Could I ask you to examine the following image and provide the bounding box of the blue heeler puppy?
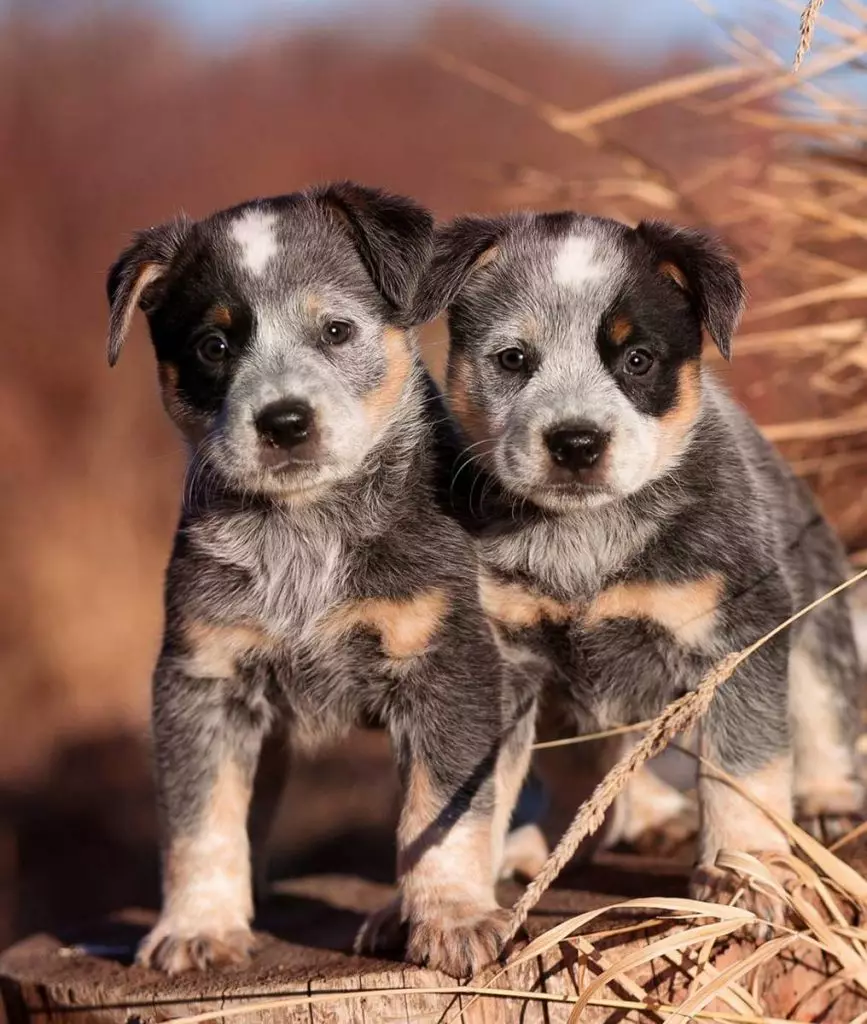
[105,184,537,977]
[417,209,865,910]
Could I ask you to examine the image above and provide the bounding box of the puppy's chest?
[251,531,347,639]
[195,514,349,641]
[479,520,726,716]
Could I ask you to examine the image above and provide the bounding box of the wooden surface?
[0,859,865,1024]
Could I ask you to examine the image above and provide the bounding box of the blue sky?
[5,0,853,66]
[21,0,811,60]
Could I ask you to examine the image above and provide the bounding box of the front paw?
[406,904,513,978]
[354,897,408,958]
[690,859,792,938]
[137,920,256,973]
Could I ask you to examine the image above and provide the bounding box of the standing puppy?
[106,184,534,977]
[418,210,864,901]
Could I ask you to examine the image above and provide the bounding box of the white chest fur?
[193,510,347,639]
[482,505,659,598]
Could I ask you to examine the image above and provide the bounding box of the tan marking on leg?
[182,620,272,678]
[157,363,208,444]
[397,761,495,917]
[363,327,413,427]
[359,757,511,976]
[655,360,703,471]
[610,314,633,345]
[585,573,722,647]
[323,589,447,661]
[446,352,491,446]
[479,573,574,629]
[698,753,792,866]
[606,763,692,846]
[790,643,864,816]
[491,710,536,877]
[139,758,255,971]
[659,260,689,291]
[500,824,549,880]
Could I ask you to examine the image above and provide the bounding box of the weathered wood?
[1,864,865,1024]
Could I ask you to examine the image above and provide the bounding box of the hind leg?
[790,619,865,841]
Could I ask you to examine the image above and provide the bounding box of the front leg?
[138,644,270,973]
[357,623,525,977]
[691,641,793,922]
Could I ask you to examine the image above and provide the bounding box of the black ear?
[412,216,505,324]
[313,182,434,319]
[635,220,746,360]
[106,216,190,367]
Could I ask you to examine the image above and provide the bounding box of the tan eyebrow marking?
[610,314,633,345]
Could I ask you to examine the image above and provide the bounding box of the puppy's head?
[106,182,433,500]
[418,212,745,510]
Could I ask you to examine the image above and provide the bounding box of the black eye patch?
[152,299,254,417]
[596,297,693,419]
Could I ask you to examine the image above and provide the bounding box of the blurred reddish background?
[1,0,865,950]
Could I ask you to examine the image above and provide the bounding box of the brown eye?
[624,347,654,376]
[196,333,229,367]
[498,347,525,372]
[321,320,354,346]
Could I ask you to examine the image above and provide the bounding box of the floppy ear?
[412,216,505,324]
[635,220,746,360]
[106,217,190,367]
[313,182,434,318]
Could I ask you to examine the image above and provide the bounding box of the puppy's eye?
[321,320,354,346]
[624,347,654,376]
[196,333,229,367]
[498,348,526,372]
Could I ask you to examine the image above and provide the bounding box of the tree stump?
[0,861,864,1024]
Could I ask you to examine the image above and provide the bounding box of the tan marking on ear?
[447,351,491,446]
[698,754,792,865]
[117,261,164,340]
[479,573,574,629]
[323,589,447,661]
[211,305,232,327]
[157,363,208,444]
[363,327,413,427]
[475,244,499,270]
[611,314,633,345]
[160,757,254,932]
[655,360,703,470]
[659,260,689,291]
[182,620,272,678]
[585,573,722,647]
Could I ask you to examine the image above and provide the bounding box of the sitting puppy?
[105,183,535,977]
[418,210,864,900]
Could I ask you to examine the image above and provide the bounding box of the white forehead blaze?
[552,234,607,289]
[231,210,279,276]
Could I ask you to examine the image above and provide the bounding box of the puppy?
[419,210,864,902]
[105,183,535,977]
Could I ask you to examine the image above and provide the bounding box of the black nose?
[255,400,313,449]
[545,423,608,471]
